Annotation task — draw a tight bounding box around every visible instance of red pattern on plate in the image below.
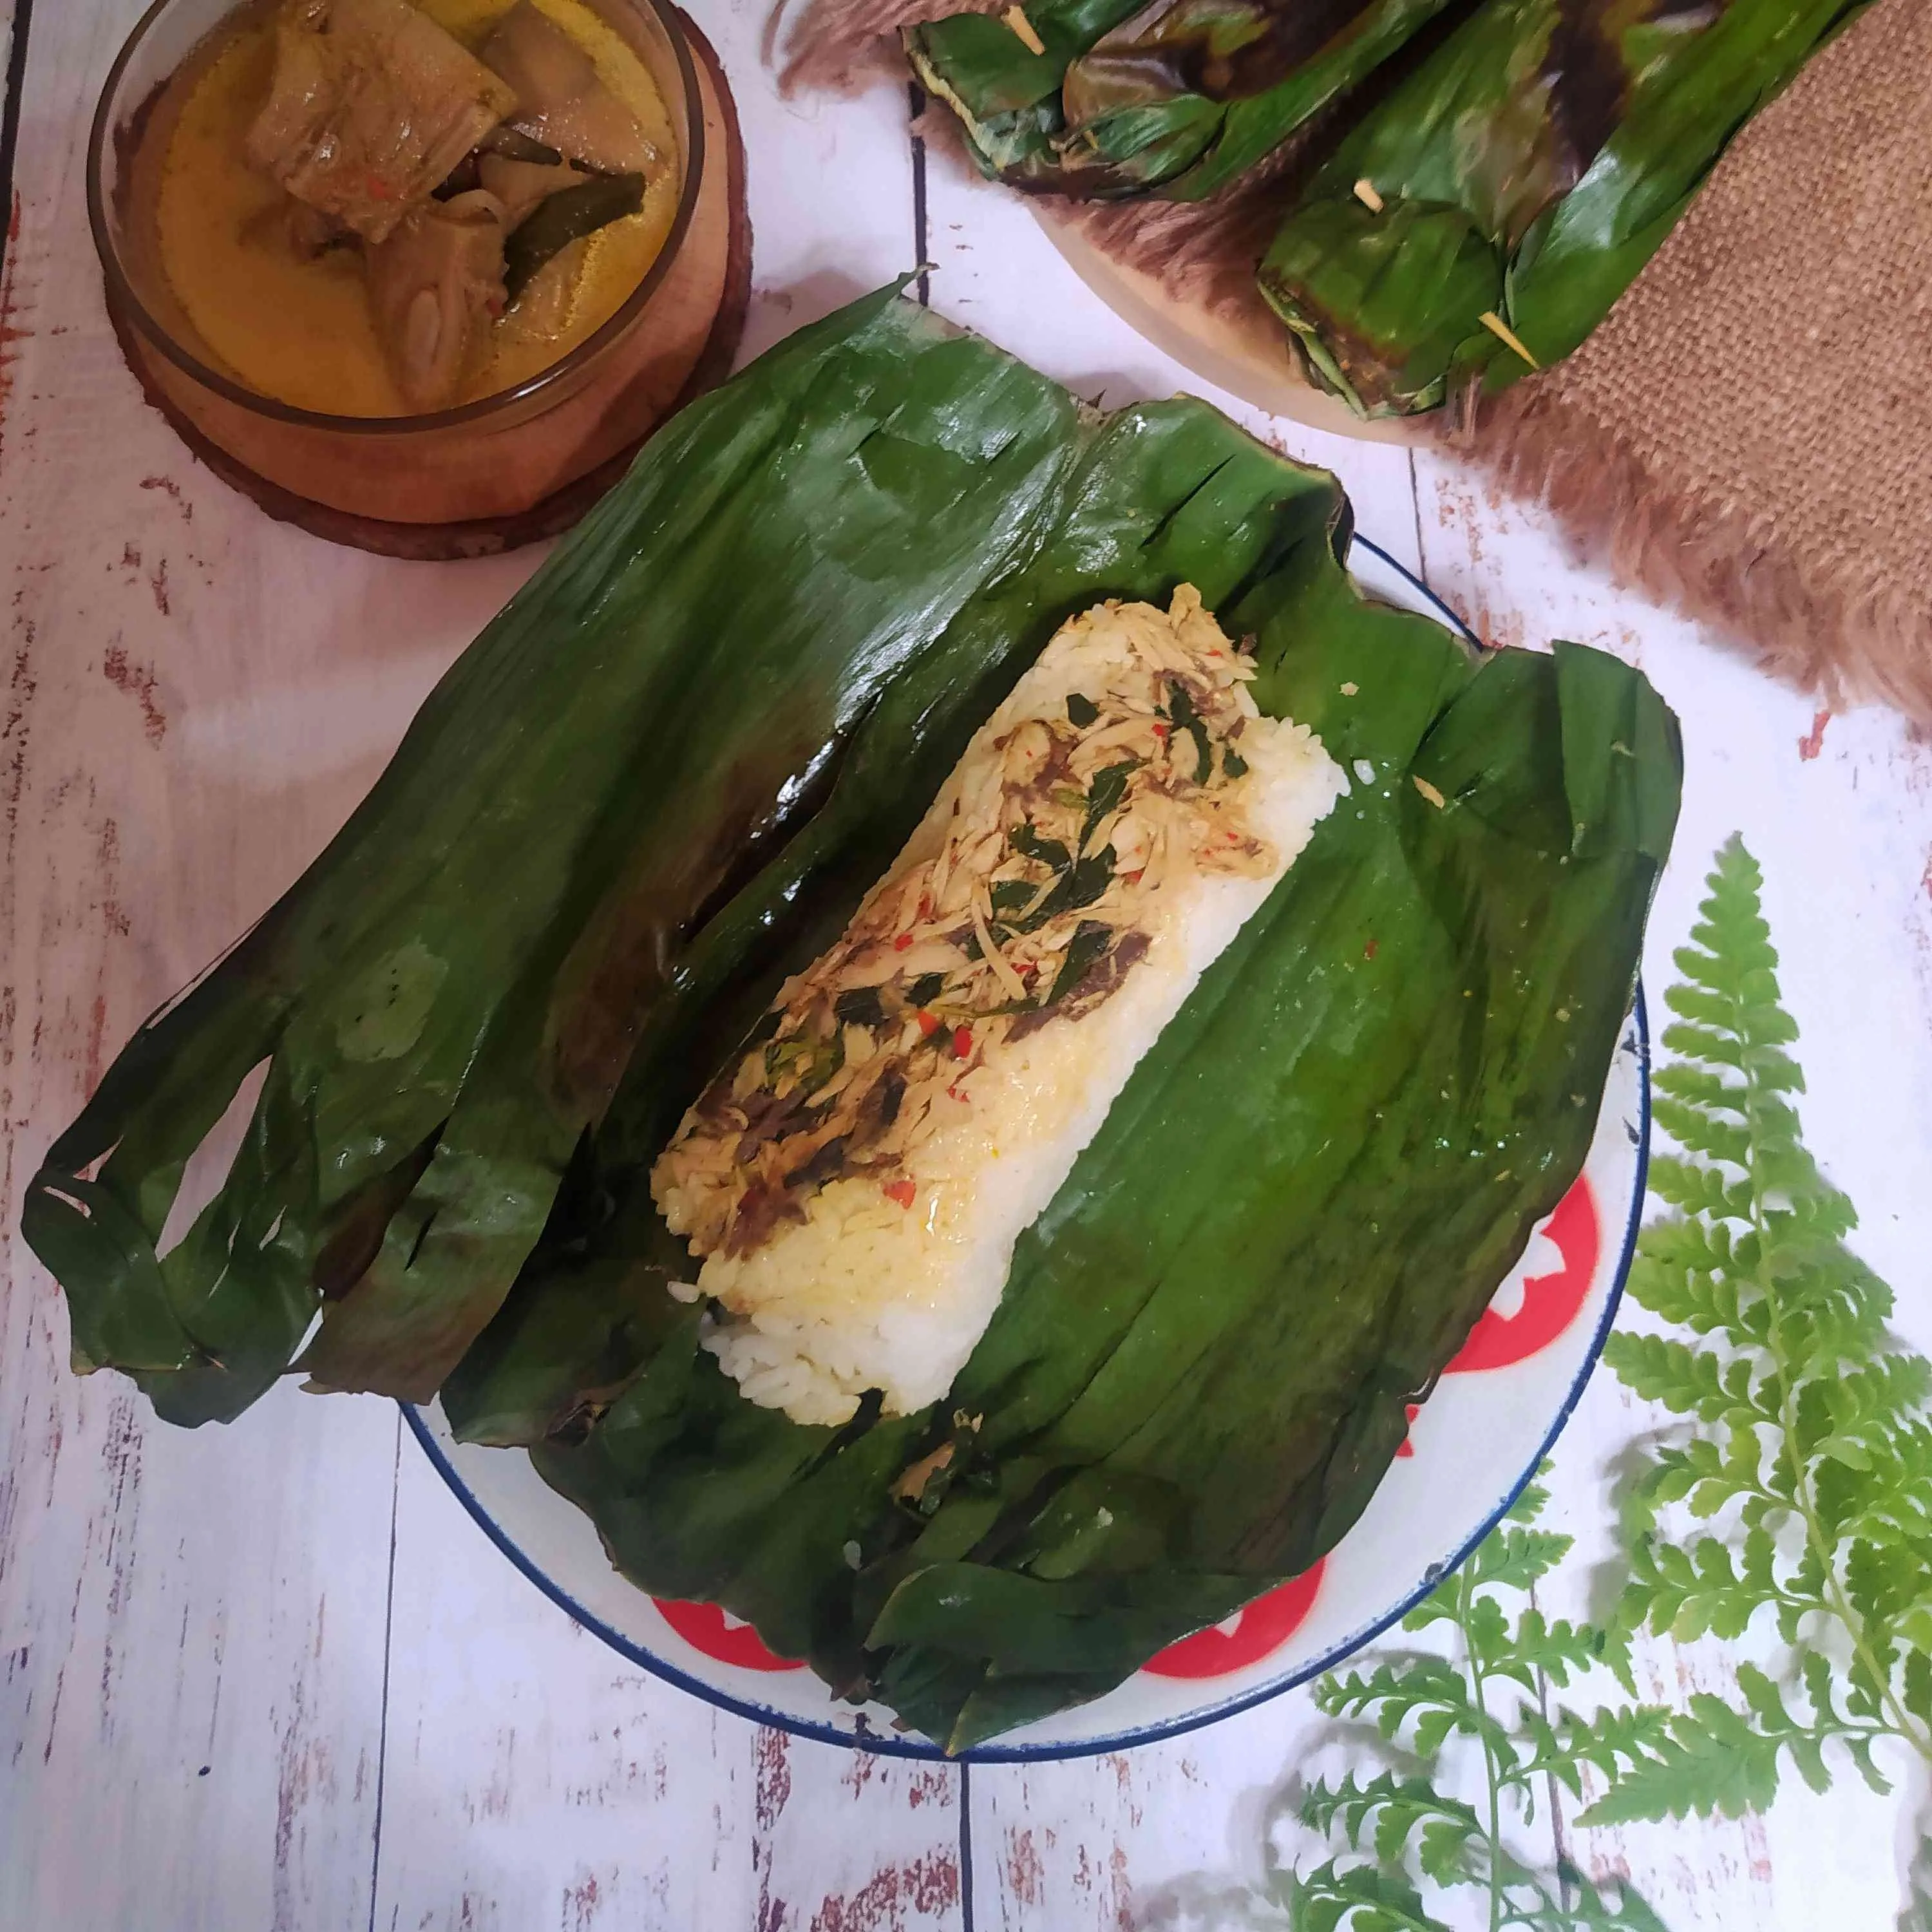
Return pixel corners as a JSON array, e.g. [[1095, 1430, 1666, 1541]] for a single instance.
[[1141, 1562, 1326, 1680], [654, 1597, 806, 1672], [647, 1179, 1594, 1694], [1448, 1176, 1601, 1374]]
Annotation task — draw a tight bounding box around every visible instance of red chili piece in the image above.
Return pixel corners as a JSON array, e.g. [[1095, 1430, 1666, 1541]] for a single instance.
[[893, 933, 914, 952], [915, 1010, 942, 1037], [884, 1178, 916, 1208], [952, 1026, 973, 1060]]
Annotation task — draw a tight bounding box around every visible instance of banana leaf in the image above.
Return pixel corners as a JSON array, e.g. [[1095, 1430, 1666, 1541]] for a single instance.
[[30, 285, 1680, 1749], [24, 288, 1094, 1421], [1256, 0, 1867, 416], [905, 0, 1457, 200], [444, 317, 1681, 1748]]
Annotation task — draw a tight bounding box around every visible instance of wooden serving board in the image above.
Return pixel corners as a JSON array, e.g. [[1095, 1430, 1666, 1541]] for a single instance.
[[1030, 200, 1414, 449], [113, 8, 753, 559]]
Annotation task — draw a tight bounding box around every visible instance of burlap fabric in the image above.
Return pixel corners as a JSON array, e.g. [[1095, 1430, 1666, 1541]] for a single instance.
[[781, 0, 1932, 721]]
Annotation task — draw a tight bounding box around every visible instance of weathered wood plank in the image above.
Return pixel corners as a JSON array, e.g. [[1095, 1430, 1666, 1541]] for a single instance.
[[0, 5, 500, 1924], [373, 1441, 965, 1932]]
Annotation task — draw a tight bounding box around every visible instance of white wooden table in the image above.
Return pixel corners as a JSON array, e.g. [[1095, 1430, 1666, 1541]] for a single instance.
[[4, 3, 1931, 1926]]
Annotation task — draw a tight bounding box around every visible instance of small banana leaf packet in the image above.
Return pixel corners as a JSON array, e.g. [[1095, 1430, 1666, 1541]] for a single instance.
[[26, 287, 1681, 1749], [1257, 0, 1868, 417], [905, 0, 1456, 200]]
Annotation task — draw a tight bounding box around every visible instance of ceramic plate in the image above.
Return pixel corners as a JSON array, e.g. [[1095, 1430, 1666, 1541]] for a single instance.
[[408, 539, 1647, 1761]]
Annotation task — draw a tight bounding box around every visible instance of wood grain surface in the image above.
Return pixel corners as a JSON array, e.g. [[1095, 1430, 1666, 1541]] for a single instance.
[[5, 4, 1932, 1928]]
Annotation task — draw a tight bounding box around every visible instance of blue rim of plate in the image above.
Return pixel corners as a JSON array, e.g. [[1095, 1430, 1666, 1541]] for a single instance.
[[404, 537, 1652, 1762]]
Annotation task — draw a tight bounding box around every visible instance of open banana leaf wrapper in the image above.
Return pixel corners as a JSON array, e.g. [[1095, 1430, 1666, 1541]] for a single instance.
[[1258, 0, 1869, 415], [904, 0, 1457, 200], [26, 287, 1680, 1748]]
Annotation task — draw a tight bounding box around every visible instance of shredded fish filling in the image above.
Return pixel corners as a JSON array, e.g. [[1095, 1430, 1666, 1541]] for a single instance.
[[651, 585, 1346, 1425]]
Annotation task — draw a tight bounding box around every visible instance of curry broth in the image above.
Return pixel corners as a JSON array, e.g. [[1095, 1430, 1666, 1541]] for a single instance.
[[151, 0, 683, 417]]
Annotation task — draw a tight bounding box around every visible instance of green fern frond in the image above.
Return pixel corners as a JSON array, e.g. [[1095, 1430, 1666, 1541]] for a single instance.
[[1607, 835, 1932, 1818], [1467, 1528, 1573, 1595], [1300, 1772, 1486, 1879], [1278, 1859, 1450, 1932], [1572, 1690, 1788, 1823], [1276, 837, 1927, 1932]]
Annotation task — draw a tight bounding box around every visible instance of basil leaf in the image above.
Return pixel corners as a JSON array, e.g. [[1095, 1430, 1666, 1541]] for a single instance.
[[1010, 823, 1071, 872], [1045, 920, 1113, 1005], [1166, 683, 1213, 785], [1019, 845, 1115, 932], [834, 987, 886, 1028], [1081, 760, 1139, 846]]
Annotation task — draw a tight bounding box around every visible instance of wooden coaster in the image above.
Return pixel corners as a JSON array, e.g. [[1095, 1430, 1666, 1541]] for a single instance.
[[1032, 203, 1414, 449], [113, 10, 753, 560]]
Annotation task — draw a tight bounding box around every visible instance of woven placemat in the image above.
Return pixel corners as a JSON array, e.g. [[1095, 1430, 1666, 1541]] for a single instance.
[[784, 0, 1932, 721]]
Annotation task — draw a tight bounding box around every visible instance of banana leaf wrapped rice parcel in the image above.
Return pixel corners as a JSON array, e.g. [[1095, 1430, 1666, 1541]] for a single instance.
[[905, 0, 1456, 200], [26, 288, 1681, 1748], [1258, 0, 1869, 416]]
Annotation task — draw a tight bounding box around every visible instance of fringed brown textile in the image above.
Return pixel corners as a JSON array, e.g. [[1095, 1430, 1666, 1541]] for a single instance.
[[785, 0, 1932, 719], [776, 0, 995, 92]]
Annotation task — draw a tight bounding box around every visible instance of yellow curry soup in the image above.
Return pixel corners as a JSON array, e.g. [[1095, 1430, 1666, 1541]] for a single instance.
[[153, 0, 683, 417]]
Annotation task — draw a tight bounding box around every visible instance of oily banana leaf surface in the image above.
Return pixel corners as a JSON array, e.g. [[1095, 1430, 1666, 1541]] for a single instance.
[[446, 350, 1681, 1751], [24, 288, 1096, 1422], [1256, 0, 1866, 417], [905, 0, 1455, 200]]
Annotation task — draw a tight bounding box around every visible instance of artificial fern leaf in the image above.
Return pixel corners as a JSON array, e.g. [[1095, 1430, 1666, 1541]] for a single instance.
[[1280, 1859, 1450, 1932], [1847, 1538, 1922, 1629], [1535, 1706, 1680, 1788], [1277, 838, 1927, 1932], [1507, 1471, 1555, 1522], [1601, 1334, 1746, 1423], [1608, 835, 1932, 1835], [1414, 1821, 1481, 1891], [1316, 1658, 1475, 1754], [1651, 1097, 1751, 1170], [1468, 1527, 1572, 1594], [1656, 1020, 1745, 1072], [1300, 1772, 1485, 1880], [1660, 982, 1747, 1037], [1650, 1062, 1747, 1116], [1499, 1609, 1620, 1692], [1633, 1222, 1740, 1334], [1902, 1846, 1932, 1932], [1905, 1648, 1932, 1733], [1642, 1155, 1751, 1223], [1573, 1692, 1785, 1823], [1553, 1864, 1674, 1932]]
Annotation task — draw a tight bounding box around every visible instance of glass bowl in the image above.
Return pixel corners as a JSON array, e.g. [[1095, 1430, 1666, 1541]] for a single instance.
[[88, 0, 733, 541]]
